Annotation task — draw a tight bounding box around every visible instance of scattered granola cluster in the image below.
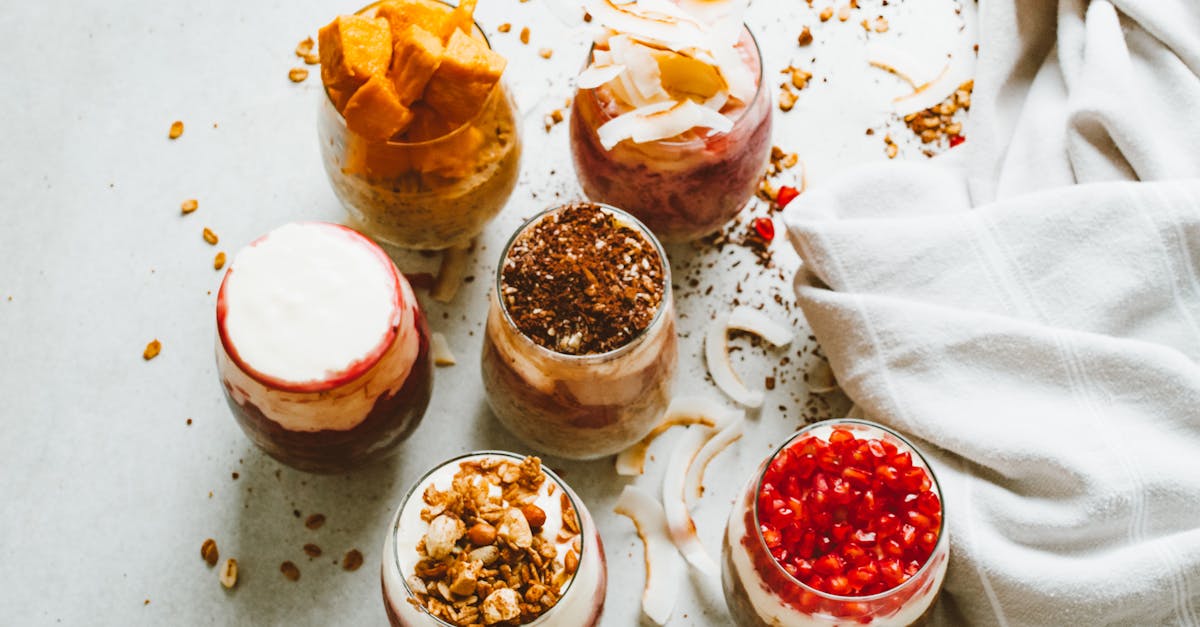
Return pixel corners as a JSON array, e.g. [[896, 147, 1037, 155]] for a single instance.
[[903, 80, 972, 146], [406, 456, 580, 626]]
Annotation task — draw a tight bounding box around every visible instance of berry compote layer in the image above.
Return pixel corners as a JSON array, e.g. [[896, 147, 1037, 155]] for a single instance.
[[216, 222, 432, 473], [722, 420, 948, 626]]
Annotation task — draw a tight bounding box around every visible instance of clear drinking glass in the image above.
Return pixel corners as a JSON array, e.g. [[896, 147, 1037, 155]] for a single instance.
[[569, 26, 772, 243], [317, 0, 522, 250], [480, 203, 678, 459], [722, 419, 949, 626], [381, 451, 607, 626]]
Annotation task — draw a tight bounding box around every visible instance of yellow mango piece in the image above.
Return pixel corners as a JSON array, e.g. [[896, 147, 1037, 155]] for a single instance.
[[442, 0, 478, 38], [318, 16, 393, 94], [376, 0, 452, 43], [653, 51, 726, 99], [389, 25, 445, 106], [342, 74, 415, 140], [423, 30, 506, 125]]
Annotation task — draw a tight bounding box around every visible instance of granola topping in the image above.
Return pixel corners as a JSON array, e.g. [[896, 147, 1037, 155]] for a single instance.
[[400, 455, 582, 626], [500, 203, 666, 356]]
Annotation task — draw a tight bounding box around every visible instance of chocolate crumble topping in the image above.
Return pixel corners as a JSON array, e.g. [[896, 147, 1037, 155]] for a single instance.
[[500, 202, 666, 355]]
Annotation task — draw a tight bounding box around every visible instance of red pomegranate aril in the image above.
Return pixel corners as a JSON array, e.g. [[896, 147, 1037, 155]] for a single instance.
[[906, 509, 934, 530], [753, 217, 776, 242], [841, 542, 869, 566], [882, 538, 905, 558], [876, 513, 900, 537], [892, 451, 912, 470], [776, 185, 800, 208], [917, 490, 940, 517], [906, 560, 922, 576], [900, 524, 917, 548], [793, 558, 814, 579], [876, 465, 902, 488], [762, 526, 782, 548], [918, 531, 938, 553], [794, 455, 817, 479], [818, 451, 842, 472], [879, 558, 905, 585], [829, 428, 856, 446], [949, 134, 966, 147], [813, 553, 845, 576], [852, 529, 877, 546], [831, 479, 855, 505], [867, 440, 887, 459], [901, 467, 931, 492], [848, 564, 878, 589], [827, 575, 852, 596], [859, 489, 879, 516], [842, 466, 872, 487], [830, 522, 852, 543], [799, 530, 817, 558]]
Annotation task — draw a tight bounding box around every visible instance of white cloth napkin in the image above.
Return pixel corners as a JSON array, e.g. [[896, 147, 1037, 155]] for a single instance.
[[783, 1, 1200, 625]]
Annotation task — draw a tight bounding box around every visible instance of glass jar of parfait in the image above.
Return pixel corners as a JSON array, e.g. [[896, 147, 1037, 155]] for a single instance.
[[215, 222, 432, 473], [382, 452, 607, 626], [316, 0, 521, 250], [722, 420, 949, 626], [481, 202, 678, 460], [569, 1, 772, 242]]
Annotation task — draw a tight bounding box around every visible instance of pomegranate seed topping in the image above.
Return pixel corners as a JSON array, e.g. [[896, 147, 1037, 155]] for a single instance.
[[755, 428, 941, 597], [949, 134, 966, 147], [753, 217, 776, 242], [776, 185, 800, 208]]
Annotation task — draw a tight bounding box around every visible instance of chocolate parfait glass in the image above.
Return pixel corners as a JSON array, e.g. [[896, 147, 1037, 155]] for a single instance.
[[317, 0, 522, 250], [381, 452, 607, 626], [481, 202, 678, 459], [569, 3, 772, 242], [722, 420, 949, 626], [215, 222, 432, 473]]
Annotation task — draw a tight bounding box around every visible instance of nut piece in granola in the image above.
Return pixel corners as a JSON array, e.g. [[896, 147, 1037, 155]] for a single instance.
[[219, 558, 238, 589], [426, 514, 467, 558], [201, 538, 219, 566], [482, 587, 521, 624]]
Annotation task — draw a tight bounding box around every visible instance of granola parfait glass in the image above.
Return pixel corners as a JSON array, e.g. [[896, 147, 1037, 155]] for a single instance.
[[317, 0, 522, 250], [381, 452, 607, 626], [215, 222, 432, 474], [481, 202, 678, 459], [569, 1, 772, 242], [722, 419, 949, 626]]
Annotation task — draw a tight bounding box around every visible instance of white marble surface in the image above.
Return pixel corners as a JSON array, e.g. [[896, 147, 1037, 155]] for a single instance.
[[0, 0, 974, 624]]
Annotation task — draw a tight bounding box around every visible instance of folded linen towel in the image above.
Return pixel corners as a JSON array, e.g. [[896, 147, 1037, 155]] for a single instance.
[[783, 1, 1200, 625]]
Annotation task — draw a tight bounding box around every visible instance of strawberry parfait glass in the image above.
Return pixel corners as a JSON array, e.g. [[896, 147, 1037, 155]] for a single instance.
[[381, 452, 607, 626], [569, 0, 772, 242], [722, 419, 949, 626], [216, 222, 432, 473]]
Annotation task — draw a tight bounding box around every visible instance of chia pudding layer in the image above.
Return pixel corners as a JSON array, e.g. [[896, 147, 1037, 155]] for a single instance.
[[481, 202, 678, 459]]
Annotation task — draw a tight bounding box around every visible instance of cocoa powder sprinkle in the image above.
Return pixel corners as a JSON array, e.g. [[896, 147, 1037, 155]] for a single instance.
[[500, 202, 665, 355]]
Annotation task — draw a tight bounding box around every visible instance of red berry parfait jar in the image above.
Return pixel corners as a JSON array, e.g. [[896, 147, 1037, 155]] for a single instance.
[[722, 420, 948, 626], [569, 1, 772, 242], [215, 222, 432, 473], [381, 452, 607, 626]]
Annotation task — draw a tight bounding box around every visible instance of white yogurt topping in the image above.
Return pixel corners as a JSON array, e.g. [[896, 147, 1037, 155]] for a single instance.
[[222, 222, 399, 384]]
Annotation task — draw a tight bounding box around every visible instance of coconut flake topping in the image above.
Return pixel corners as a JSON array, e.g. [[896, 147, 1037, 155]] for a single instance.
[[580, 0, 754, 148]]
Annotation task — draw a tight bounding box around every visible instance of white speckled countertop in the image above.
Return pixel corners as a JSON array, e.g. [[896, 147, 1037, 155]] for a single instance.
[[0, 1, 974, 624]]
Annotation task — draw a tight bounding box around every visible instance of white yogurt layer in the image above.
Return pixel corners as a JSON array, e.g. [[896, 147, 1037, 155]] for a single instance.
[[382, 454, 604, 626], [222, 222, 399, 385]]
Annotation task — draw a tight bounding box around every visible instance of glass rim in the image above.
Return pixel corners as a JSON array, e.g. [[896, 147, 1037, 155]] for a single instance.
[[388, 450, 588, 625], [749, 418, 948, 603], [492, 201, 674, 363], [322, 0, 502, 148], [577, 23, 766, 147]]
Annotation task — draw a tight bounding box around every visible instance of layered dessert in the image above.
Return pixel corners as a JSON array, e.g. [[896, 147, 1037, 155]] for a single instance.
[[480, 202, 677, 459], [317, 0, 521, 250], [723, 420, 949, 626], [569, 0, 772, 242], [215, 222, 432, 473], [382, 453, 606, 626]]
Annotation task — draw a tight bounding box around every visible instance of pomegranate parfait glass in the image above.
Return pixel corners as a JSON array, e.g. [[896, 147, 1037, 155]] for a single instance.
[[569, 0, 772, 242], [215, 222, 432, 473], [381, 452, 607, 626], [480, 201, 678, 459], [722, 419, 949, 626]]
